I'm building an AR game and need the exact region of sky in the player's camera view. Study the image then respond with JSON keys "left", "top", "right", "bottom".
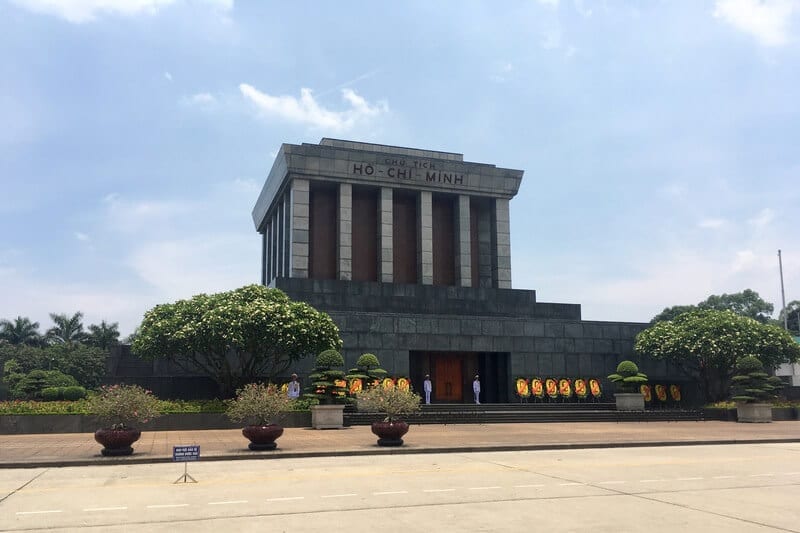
{"left": 1, "top": 0, "right": 799, "bottom": 338}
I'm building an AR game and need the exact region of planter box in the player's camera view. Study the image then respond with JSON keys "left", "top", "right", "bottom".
{"left": 0, "top": 411, "right": 311, "bottom": 435}
{"left": 311, "top": 404, "right": 345, "bottom": 429}
{"left": 736, "top": 403, "right": 772, "bottom": 423}
{"left": 614, "top": 392, "right": 645, "bottom": 411}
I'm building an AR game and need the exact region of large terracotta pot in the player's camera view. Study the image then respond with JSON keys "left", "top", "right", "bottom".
{"left": 371, "top": 420, "right": 409, "bottom": 447}
{"left": 242, "top": 424, "right": 284, "bottom": 450}
{"left": 94, "top": 428, "right": 141, "bottom": 456}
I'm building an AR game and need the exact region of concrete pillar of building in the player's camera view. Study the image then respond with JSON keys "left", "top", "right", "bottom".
{"left": 276, "top": 200, "right": 284, "bottom": 278}
{"left": 492, "top": 198, "right": 512, "bottom": 289}
{"left": 282, "top": 193, "right": 291, "bottom": 276}
{"left": 261, "top": 230, "right": 267, "bottom": 285}
{"left": 419, "top": 191, "right": 433, "bottom": 285}
{"left": 455, "top": 194, "right": 472, "bottom": 287}
{"left": 379, "top": 187, "right": 393, "bottom": 282}
{"left": 289, "top": 178, "right": 310, "bottom": 278}
{"left": 338, "top": 183, "right": 353, "bottom": 280}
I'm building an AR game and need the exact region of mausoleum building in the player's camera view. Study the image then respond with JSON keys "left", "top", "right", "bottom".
{"left": 252, "top": 139, "right": 669, "bottom": 403}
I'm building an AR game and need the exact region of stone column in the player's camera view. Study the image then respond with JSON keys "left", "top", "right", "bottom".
{"left": 289, "top": 178, "right": 310, "bottom": 278}
{"left": 282, "top": 193, "right": 291, "bottom": 276}
{"left": 276, "top": 200, "right": 284, "bottom": 278}
{"left": 270, "top": 213, "right": 277, "bottom": 282}
{"left": 493, "top": 198, "right": 512, "bottom": 289}
{"left": 455, "top": 195, "right": 472, "bottom": 287}
{"left": 338, "top": 183, "right": 353, "bottom": 280}
{"left": 419, "top": 191, "right": 433, "bottom": 285}
{"left": 261, "top": 230, "right": 267, "bottom": 285}
{"left": 379, "top": 187, "right": 393, "bottom": 282}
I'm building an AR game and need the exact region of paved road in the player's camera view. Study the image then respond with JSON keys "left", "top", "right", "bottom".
{"left": 2, "top": 443, "right": 799, "bottom": 532}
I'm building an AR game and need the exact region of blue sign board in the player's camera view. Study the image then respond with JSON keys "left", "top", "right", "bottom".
{"left": 173, "top": 445, "right": 200, "bottom": 462}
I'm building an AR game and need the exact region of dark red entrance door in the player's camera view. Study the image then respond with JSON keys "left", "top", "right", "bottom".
{"left": 435, "top": 355, "right": 462, "bottom": 402}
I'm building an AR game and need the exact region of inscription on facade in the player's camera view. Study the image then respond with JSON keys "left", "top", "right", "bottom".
{"left": 352, "top": 158, "right": 464, "bottom": 187}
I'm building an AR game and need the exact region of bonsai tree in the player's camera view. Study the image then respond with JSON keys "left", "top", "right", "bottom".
{"left": 730, "top": 356, "right": 783, "bottom": 404}
{"left": 356, "top": 385, "right": 421, "bottom": 423}
{"left": 345, "top": 353, "right": 388, "bottom": 388}
{"left": 226, "top": 382, "right": 290, "bottom": 426}
{"left": 307, "top": 349, "right": 348, "bottom": 404}
{"left": 608, "top": 360, "right": 648, "bottom": 393}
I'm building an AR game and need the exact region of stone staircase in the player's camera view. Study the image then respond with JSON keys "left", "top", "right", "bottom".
{"left": 344, "top": 402, "right": 704, "bottom": 426}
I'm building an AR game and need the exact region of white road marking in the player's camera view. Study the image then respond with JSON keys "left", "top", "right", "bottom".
{"left": 640, "top": 479, "right": 664, "bottom": 483}
{"left": 749, "top": 473, "right": 774, "bottom": 477}
{"left": 147, "top": 504, "right": 190, "bottom": 509}
{"left": 780, "top": 472, "right": 800, "bottom": 476}
{"left": 469, "top": 486, "right": 502, "bottom": 490}
{"left": 559, "top": 482, "right": 585, "bottom": 486}
{"left": 16, "top": 510, "right": 62, "bottom": 515}
{"left": 514, "top": 484, "right": 545, "bottom": 488}
{"left": 598, "top": 481, "right": 626, "bottom": 485}
{"left": 373, "top": 491, "right": 409, "bottom": 495}
{"left": 321, "top": 493, "right": 357, "bottom": 498}
{"left": 83, "top": 506, "right": 127, "bottom": 512}
{"left": 423, "top": 488, "right": 456, "bottom": 493}
{"left": 266, "top": 496, "right": 305, "bottom": 502}
{"left": 676, "top": 477, "right": 703, "bottom": 481}
{"left": 713, "top": 476, "right": 735, "bottom": 479}
{"left": 208, "top": 500, "right": 248, "bottom": 505}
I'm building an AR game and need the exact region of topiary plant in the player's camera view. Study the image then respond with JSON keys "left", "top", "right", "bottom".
{"left": 608, "top": 360, "right": 649, "bottom": 393}
{"left": 345, "top": 352, "right": 388, "bottom": 389}
{"left": 730, "top": 356, "right": 783, "bottom": 404}
{"left": 306, "top": 349, "right": 347, "bottom": 404}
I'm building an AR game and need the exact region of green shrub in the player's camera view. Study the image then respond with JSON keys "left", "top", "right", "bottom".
{"left": 346, "top": 352, "right": 388, "bottom": 387}
{"left": 316, "top": 349, "right": 345, "bottom": 368}
{"left": 11, "top": 370, "right": 79, "bottom": 399}
{"left": 40, "top": 387, "right": 62, "bottom": 401}
{"left": 730, "top": 356, "right": 783, "bottom": 403}
{"left": 226, "top": 382, "right": 290, "bottom": 426}
{"left": 608, "top": 360, "right": 648, "bottom": 393}
{"left": 62, "top": 386, "right": 87, "bottom": 400}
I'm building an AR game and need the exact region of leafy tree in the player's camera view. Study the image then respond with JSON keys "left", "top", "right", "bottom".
{"left": 132, "top": 284, "right": 343, "bottom": 397}
{"left": 11, "top": 369, "right": 79, "bottom": 400}
{"left": 0, "top": 316, "right": 42, "bottom": 346}
{"left": 651, "top": 289, "right": 775, "bottom": 324}
{"left": 697, "top": 289, "right": 774, "bottom": 323}
{"left": 86, "top": 320, "right": 120, "bottom": 350}
{"left": 635, "top": 310, "right": 800, "bottom": 402}
{"left": 650, "top": 305, "right": 697, "bottom": 324}
{"left": 0, "top": 342, "right": 106, "bottom": 389}
{"left": 778, "top": 300, "right": 800, "bottom": 335}
{"left": 46, "top": 312, "right": 86, "bottom": 345}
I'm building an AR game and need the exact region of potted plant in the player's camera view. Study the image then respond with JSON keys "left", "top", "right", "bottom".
{"left": 307, "top": 348, "right": 348, "bottom": 429}
{"left": 731, "top": 356, "right": 783, "bottom": 423}
{"left": 87, "top": 384, "right": 161, "bottom": 456}
{"left": 346, "top": 353, "right": 388, "bottom": 405}
{"left": 608, "top": 360, "right": 648, "bottom": 411}
{"left": 356, "top": 385, "right": 421, "bottom": 446}
{"left": 226, "top": 382, "right": 291, "bottom": 450}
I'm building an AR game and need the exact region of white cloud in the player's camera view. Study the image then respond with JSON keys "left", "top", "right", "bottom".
{"left": 573, "top": 0, "right": 592, "bottom": 17}
{"left": 748, "top": 207, "right": 775, "bottom": 227}
{"left": 698, "top": 218, "right": 727, "bottom": 229}
{"left": 74, "top": 231, "right": 90, "bottom": 241}
{"left": 10, "top": 0, "right": 232, "bottom": 23}
{"left": 713, "top": 0, "right": 798, "bottom": 47}
{"left": 239, "top": 84, "right": 389, "bottom": 133}
{"left": 182, "top": 92, "right": 216, "bottom": 106}
{"left": 489, "top": 62, "right": 514, "bottom": 83}
{"left": 541, "top": 28, "right": 562, "bottom": 50}
{"left": 536, "top": 0, "right": 560, "bottom": 7}
{"left": 102, "top": 194, "right": 196, "bottom": 234}
{"left": 164, "top": 71, "right": 173, "bottom": 82}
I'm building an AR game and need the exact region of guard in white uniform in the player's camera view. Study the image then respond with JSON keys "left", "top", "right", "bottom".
{"left": 423, "top": 375, "right": 432, "bottom": 404}
{"left": 287, "top": 373, "right": 301, "bottom": 399}
{"left": 473, "top": 375, "right": 481, "bottom": 404}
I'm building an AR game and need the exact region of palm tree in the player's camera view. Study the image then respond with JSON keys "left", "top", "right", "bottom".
{"left": 0, "top": 316, "right": 42, "bottom": 346}
{"left": 46, "top": 312, "right": 86, "bottom": 345}
{"left": 86, "top": 320, "right": 120, "bottom": 350}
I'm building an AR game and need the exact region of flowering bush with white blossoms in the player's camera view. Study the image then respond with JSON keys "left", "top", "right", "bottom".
{"left": 87, "top": 384, "right": 161, "bottom": 430}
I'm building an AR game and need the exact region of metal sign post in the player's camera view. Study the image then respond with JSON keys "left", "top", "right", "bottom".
{"left": 173, "top": 445, "right": 199, "bottom": 484}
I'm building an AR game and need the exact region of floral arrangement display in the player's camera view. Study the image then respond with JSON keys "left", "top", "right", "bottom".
{"left": 515, "top": 378, "right": 530, "bottom": 399}
{"left": 574, "top": 379, "right": 588, "bottom": 400}
{"left": 356, "top": 385, "right": 421, "bottom": 423}
{"left": 545, "top": 378, "right": 558, "bottom": 399}
{"left": 348, "top": 378, "right": 363, "bottom": 395}
{"left": 381, "top": 377, "right": 395, "bottom": 390}
{"left": 226, "top": 382, "right": 290, "bottom": 426}
{"left": 607, "top": 360, "right": 648, "bottom": 393}
{"left": 640, "top": 384, "right": 652, "bottom": 402}
{"left": 531, "top": 378, "right": 544, "bottom": 399}
{"left": 654, "top": 384, "right": 668, "bottom": 403}
{"left": 87, "top": 384, "right": 161, "bottom": 430}
{"left": 589, "top": 379, "right": 602, "bottom": 399}
{"left": 558, "top": 378, "right": 572, "bottom": 399}
{"left": 669, "top": 384, "right": 681, "bottom": 402}
{"left": 396, "top": 377, "right": 410, "bottom": 392}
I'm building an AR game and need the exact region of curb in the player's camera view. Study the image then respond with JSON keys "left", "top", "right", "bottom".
{"left": 3, "top": 437, "right": 799, "bottom": 470}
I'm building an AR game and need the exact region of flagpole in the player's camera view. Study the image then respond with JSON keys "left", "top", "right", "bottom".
{"left": 779, "top": 250, "right": 788, "bottom": 330}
